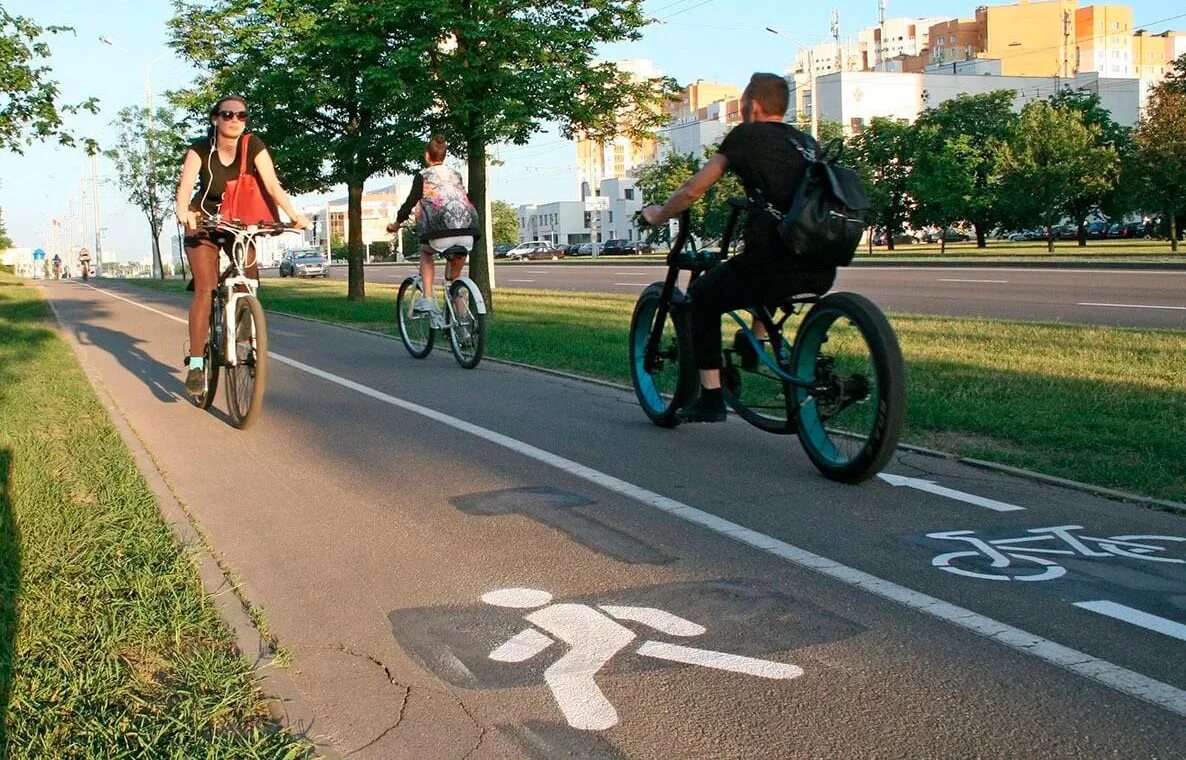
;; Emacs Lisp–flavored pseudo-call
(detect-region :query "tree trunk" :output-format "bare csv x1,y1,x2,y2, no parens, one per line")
467,136,493,307
347,181,365,301
1047,226,1055,253
887,234,895,252
1171,213,1179,253
1078,222,1087,247
940,234,947,255
150,220,164,279
974,223,987,249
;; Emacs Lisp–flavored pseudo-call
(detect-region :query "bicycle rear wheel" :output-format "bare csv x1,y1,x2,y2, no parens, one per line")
629,283,694,427
225,295,268,430
448,280,487,369
397,278,434,358
791,292,905,483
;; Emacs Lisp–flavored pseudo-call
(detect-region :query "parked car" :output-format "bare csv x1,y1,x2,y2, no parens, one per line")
1108,222,1143,239
600,238,632,255
624,240,654,255
493,243,515,258
279,249,329,278
507,241,565,260
1085,222,1109,240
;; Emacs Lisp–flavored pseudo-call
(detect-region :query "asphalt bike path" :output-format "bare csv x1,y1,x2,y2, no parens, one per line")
45,279,1186,758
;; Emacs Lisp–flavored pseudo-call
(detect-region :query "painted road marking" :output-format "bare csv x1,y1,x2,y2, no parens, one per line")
482,587,801,730
613,283,649,287
1074,601,1186,642
1077,302,1186,311
936,278,1009,283
81,282,1186,718
878,474,1026,512
507,279,536,283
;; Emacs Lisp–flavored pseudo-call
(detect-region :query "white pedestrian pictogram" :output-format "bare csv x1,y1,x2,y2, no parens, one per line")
481,587,803,731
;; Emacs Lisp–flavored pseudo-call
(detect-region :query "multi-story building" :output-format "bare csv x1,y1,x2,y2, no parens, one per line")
928,18,983,66
575,59,663,199
518,177,644,247
1076,4,1135,78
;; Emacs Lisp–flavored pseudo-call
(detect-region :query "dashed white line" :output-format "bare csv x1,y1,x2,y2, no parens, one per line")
507,279,536,283
79,281,1186,718
1077,302,1186,311
613,283,648,287
937,278,1009,284
1074,601,1186,642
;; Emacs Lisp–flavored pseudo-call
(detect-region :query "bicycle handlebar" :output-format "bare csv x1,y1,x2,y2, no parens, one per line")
200,216,298,236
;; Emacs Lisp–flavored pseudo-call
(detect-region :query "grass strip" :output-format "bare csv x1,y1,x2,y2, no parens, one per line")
0,273,310,757
126,276,1186,503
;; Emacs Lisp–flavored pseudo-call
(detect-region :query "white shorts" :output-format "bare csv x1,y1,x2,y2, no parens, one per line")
429,235,474,254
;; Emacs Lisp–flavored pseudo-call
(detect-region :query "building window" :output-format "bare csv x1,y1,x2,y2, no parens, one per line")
625,188,635,200
608,211,614,223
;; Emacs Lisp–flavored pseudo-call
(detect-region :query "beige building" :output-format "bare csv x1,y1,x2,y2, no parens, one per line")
576,59,663,199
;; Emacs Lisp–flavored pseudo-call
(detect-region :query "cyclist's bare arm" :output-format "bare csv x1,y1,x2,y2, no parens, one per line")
176,149,202,229
253,149,309,229
641,154,728,226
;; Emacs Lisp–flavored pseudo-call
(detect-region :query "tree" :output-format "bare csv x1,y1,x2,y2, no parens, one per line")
1160,53,1186,95
0,206,12,249
0,9,98,153
635,147,743,247
846,118,915,250
170,0,432,301
1128,84,1186,252
994,101,1117,253
105,106,189,278
1047,88,1130,244
491,200,519,245
909,129,976,254
410,1,674,304
914,90,1018,247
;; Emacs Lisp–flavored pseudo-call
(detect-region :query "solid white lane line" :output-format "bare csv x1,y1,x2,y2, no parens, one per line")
878,474,1026,512
507,279,536,283
936,278,1009,284
84,282,1186,718
1077,302,1186,311
613,283,648,287
1074,601,1186,642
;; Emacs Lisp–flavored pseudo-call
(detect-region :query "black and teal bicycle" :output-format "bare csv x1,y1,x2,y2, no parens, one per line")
629,205,906,483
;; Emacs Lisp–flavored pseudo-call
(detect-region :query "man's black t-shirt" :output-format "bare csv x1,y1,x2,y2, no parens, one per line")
187,133,267,216
717,121,830,273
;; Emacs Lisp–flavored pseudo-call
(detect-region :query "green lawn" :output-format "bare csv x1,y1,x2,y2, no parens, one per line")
127,276,1186,503
0,274,310,756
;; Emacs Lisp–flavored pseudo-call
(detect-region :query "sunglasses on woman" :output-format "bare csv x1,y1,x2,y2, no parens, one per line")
218,110,249,121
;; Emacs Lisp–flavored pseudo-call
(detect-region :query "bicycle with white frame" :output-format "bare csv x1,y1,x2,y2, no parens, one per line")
188,216,296,428
395,244,489,369
928,525,1186,582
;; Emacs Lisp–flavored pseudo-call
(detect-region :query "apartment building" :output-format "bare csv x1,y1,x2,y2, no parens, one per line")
575,59,663,199
518,177,644,246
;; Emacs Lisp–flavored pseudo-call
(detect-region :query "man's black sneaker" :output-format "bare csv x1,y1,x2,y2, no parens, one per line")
185,367,206,397
677,390,726,423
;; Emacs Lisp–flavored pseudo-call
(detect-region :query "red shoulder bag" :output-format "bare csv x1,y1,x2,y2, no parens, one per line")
221,133,279,224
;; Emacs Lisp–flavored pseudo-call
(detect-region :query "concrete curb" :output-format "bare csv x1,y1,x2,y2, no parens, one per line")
43,288,339,759
264,306,1186,517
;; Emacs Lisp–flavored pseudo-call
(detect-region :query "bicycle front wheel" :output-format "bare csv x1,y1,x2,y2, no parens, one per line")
629,283,695,427
448,280,487,369
225,295,268,430
397,278,434,358
791,292,905,483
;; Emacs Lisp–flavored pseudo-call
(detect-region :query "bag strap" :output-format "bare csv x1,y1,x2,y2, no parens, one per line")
237,133,252,177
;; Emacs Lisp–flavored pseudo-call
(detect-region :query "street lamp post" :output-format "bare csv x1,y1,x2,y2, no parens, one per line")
99,37,171,278
767,27,819,139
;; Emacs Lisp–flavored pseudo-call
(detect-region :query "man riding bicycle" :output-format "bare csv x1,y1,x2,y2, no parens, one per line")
641,72,836,423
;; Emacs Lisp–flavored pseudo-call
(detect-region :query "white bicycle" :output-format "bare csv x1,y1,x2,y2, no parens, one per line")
395,244,489,369
928,525,1186,582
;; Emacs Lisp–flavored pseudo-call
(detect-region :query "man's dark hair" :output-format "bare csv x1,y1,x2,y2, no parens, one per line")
744,73,789,117
426,134,447,163
210,94,248,116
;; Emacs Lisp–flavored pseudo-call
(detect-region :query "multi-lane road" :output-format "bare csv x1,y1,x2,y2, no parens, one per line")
268,262,1186,330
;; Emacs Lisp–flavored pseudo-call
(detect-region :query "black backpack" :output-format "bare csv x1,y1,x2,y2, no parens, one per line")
767,132,870,267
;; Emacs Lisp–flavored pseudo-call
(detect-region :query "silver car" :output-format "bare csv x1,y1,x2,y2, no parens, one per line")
280,250,329,278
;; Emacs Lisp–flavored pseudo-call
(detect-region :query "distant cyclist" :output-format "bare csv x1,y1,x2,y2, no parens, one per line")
386,134,479,317
174,94,308,397
78,248,91,281
51,253,62,280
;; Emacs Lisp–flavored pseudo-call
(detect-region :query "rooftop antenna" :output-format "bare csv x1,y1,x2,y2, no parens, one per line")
831,9,841,71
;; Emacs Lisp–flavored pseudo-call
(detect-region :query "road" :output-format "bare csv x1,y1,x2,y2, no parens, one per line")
267,263,1186,330
47,278,1186,758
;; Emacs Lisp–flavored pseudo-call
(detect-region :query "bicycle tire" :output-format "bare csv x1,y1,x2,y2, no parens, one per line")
629,283,695,428
722,321,797,435
193,338,221,410
791,292,906,483
397,277,434,358
448,280,487,369
225,295,268,430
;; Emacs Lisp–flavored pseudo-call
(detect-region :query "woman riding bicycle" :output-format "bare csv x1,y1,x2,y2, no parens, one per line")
386,134,479,317
175,94,309,397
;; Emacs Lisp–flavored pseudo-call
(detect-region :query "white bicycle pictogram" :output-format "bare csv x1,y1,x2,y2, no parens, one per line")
928,524,1186,581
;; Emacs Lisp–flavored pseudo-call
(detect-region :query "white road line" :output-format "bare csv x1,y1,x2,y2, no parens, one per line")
81,282,1186,718
1074,601,1186,642
1077,302,1186,311
936,278,1009,284
614,271,653,275
613,283,648,287
507,279,536,283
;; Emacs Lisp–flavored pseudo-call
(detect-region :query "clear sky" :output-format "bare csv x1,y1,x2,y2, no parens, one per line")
1,0,1183,259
